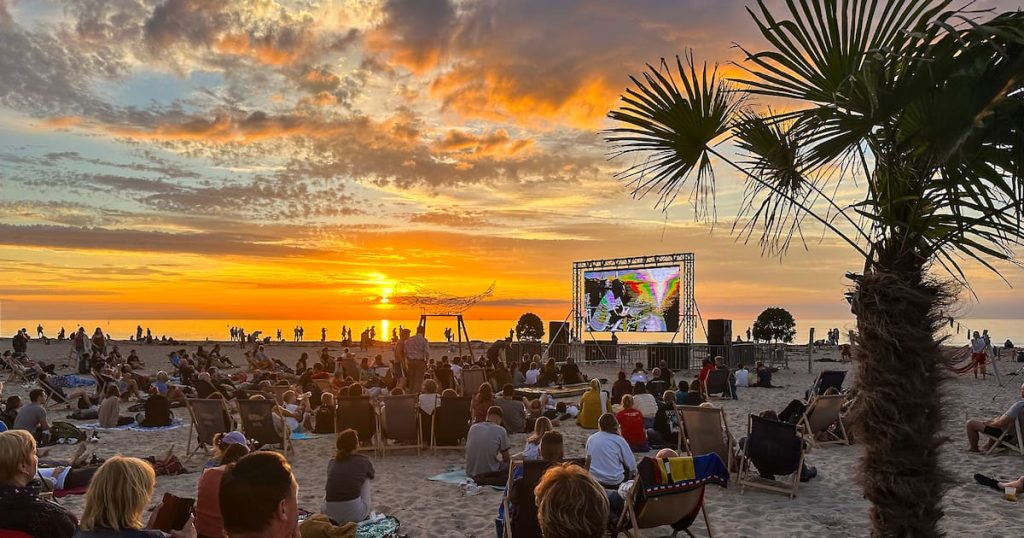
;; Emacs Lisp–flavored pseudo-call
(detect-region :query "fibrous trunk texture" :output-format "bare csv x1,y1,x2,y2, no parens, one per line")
848,265,953,537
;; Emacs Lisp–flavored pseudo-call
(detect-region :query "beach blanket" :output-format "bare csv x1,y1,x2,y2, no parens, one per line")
356,515,401,538
53,486,88,498
290,432,324,441
78,419,185,432
57,375,96,388
428,468,469,484
515,383,590,400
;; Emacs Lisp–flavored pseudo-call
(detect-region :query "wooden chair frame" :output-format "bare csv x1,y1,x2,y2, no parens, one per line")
737,415,804,499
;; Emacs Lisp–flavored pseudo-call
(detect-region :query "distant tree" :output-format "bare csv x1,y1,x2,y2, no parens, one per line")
515,313,545,341
752,307,796,344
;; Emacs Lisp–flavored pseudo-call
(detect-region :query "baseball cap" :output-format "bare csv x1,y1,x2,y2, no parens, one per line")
221,431,248,446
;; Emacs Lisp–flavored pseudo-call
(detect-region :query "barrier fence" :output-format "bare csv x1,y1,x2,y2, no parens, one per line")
505,341,790,372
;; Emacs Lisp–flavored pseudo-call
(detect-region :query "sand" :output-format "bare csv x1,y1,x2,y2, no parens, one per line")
3,339,1022,537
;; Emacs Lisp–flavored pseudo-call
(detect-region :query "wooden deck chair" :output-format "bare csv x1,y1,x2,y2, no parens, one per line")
432,395,472,453
36,376,71,409
702,370,733,399
738,414,804,498
798,394,849,447
335,396,379,455
2,354,35,383
809,370,846,396
378,394,421,456
501,458,585,538
983,414,1024,456
236,399,293,455
617,454,729,538
679,406,735,470
461,368,488,396
185,398,231,459
313,378,333,394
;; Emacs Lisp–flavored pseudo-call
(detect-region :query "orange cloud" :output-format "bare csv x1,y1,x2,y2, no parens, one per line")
214,32,308,66
433,129,534,158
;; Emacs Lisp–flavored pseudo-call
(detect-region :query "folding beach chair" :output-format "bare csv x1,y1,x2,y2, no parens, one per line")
738,414,805,498
1,353,35,383
431,395,472,453
37,376,71,409
797,394,849,447
809,370,846,397
461,367,488,396
185,398,232,459
616,454,729,538
501,458,585,538
702,370,733,399
982,414,1024,456
679,405,735,470
335,396,378,454
236,399,293,455
378,394,421,456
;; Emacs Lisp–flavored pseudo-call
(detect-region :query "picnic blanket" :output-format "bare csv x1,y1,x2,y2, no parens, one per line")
428,468,469,484
290,432,324,441
78,419,185,432
58,375,96,388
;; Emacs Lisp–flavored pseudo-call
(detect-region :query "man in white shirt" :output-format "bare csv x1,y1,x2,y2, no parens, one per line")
466,406,511,486
585,413,637,488
735,364,750,387
405,326,430,391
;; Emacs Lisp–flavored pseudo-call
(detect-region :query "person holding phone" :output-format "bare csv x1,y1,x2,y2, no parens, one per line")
73,456,195,538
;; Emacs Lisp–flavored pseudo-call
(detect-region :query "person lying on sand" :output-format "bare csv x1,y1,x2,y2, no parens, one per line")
974,472,1023,495
965,382,1024,453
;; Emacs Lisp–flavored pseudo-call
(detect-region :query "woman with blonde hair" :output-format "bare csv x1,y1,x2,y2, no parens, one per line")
575,379,606,429
518,416,553,461
0,430,78,538
75,455,195,537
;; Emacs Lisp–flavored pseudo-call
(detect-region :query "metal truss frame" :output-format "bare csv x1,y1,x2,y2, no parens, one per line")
572,252,695,343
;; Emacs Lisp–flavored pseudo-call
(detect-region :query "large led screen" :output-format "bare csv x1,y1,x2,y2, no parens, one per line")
584,265,680,332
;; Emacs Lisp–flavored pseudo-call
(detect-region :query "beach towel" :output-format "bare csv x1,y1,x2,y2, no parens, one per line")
427,468,469,484
78,419,185,432
54,375,96,389
290,432,324,441
356,515,401,538
52,486,88,498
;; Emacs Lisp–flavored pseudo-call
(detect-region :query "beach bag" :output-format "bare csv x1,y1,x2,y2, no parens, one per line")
50,421,86,444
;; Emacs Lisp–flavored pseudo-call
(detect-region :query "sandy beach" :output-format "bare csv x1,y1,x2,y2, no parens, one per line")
3,339,1022,538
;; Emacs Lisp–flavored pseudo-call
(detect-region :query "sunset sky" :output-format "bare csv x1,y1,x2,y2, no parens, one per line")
1,0,1022,324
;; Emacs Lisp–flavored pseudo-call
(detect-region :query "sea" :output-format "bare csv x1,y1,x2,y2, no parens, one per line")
2,317,1022,346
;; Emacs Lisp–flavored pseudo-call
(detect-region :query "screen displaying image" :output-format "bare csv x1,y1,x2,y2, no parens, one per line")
584,265,681,332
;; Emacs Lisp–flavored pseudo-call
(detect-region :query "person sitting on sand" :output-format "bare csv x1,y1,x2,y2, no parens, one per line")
0,430,79,538
98,385,134,428
615,394,649,452
308,392,336,435
586,413,637,488
577,379,607,430
629,362,650,384
195,437,248,538
153,371,190,403
518,416,553,461
322,429,375,524
524,362,541,386
471,382,496,423
13,389,51,444
610,371,632,405
630,382,659,428
674,380,690,404
535,463,610,538
126,349,144,370
495,384,526,434
136,389,173,428
966,382,1024,453
465,406,511,486
1,395,20,430
751,361,779,388
75,455,195,537
205,431,248,469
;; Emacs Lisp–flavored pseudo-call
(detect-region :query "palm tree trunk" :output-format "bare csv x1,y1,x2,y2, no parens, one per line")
848,257,954,537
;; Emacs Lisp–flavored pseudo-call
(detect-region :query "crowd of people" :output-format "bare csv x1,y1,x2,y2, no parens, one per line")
2,324,1023,538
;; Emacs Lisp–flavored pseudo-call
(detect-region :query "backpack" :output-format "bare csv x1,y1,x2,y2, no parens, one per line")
50,421,86,444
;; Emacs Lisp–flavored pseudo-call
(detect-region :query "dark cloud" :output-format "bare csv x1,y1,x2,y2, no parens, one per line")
409,210,494,228
369,0,457,72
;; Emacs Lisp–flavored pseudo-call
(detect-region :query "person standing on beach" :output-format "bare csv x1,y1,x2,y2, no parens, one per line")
321,327,327,343
970,331,988,379
405,326,429,392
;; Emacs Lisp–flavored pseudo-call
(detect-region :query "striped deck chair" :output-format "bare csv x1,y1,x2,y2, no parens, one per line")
1,353,35,383
432,395,472,453
798,394,849,447
335,396,379,455
500,458,586,538
185,398,232,459
617,453,729,537
703,370,733,400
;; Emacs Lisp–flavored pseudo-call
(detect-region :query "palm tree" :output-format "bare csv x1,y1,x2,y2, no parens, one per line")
604,1,1024,535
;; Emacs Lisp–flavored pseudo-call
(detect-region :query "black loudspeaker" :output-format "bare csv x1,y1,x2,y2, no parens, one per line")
707,319,732,346
549,322,569,345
